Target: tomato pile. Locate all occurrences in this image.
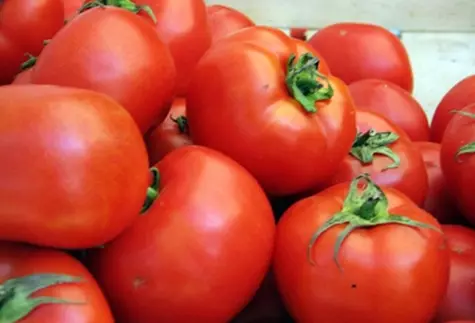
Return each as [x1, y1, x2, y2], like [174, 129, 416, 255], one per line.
[1, 0, 475, 322]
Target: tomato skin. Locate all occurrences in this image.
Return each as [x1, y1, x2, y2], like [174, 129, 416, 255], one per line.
[12, 68, 33, 84]
[415, 142, 463, 224]
[63, 0, 84, 19]
[136, 0, 211, 96]
[440, 103, 475, 225]
[30, 7, 176, 134]
[274, 184, 449, 323]
[145, 97, 192, 165]
[187, 27, 354, 195]
[0, 85, 149, 248]
[324, 110, 428, 205]
[0, 241, 113, 322]
[91, 146, 276, 323]
[433, 225, 475, 323]
[0, 0, 64, 85]
[431, 75, 475, 143]
[349, 79, 430, 141]
[308, 23, 413, 92]
[207, 5, 255, 43]
[289, 28, 308, 41]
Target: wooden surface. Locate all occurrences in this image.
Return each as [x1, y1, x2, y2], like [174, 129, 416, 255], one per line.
[206, 0, 475, 32]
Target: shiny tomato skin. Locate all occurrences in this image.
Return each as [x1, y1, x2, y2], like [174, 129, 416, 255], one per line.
[415, 142, 463, 224]
[289, 28, 308, 41]
[308, 23, 413, 92]
[274, 184, 449, 323]
[0, 85, 149, 249]
[433, 225, 475, 323]
[63, 0, 84, 19]
[187, 27, 355, 195]
[207, 5, 255, 43]
[431, 75, 475, 143]
[324, 110, 428, 205]
[349, 79, 430, 141]
[440, 103, 475, 225]
[30, 7, 176, 134]
[91, 146, 276, 323]
[12, 68, 33, 84]
[0, 0, 64, 85]
[145, 97, 192, 165]
[0, 241, 113, 322]
[136, 0, 211, 96]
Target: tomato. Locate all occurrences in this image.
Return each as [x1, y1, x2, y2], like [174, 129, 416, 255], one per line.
[30, 6, 176, 134]
[323, 110, 428, 205]
[90, 146, 276, 323]
[289, 28, 308, 41]
[440, 103, 475, 225]
[308, 23, 413, 92]
[349, 79, 430, 141]
[0, 85, 149, 248]
[0, 241, 113, 322]
[207, 5, 255, 43]
[12, 68, 33, 84]
[145, 97, 192, 165]
[433, 225, 475, 323]
[0, 0, 64, 85]
[187, 26, 354, 195]
[274, 175, 449, 323]
[431, 75, 475, 143]
[63, 0, 84, 19]
[415, 142, 464, 224]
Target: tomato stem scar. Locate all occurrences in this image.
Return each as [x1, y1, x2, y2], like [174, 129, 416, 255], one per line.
[78, 0, 157, 23]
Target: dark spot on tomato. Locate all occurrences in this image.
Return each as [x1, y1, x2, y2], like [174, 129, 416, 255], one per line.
[263, 84, 269, 90]
[351, 284, 357, 289]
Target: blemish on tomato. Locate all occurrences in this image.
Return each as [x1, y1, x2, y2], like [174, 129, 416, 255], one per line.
[339, 29, 348, 36]
[133, 277, 145, 289]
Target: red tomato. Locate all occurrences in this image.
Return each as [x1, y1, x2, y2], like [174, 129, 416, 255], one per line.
[433, 225, 475, 323]
[63, 0, 84, 19]
[207, 5, 255, 43]
[90, 146, 276, 323]
[440, 103, 475, 225]
[274, 175, 449, 323]
[12, 68, 33, 84]
[289, 28, 308, 41]
[187, 26, 355, 195]
[0, 85, 149, 248]
[0, 241, 113, 322]
[415, 142, 463, 224]
[431, 75, 475, 143]
[135, 0, 211, 96]
[145, 97, 192, 165]
[323, 110, 428, 205]
[0, 0, 64, 85]
[308, 23, 413, 92]
[293, 38, 331, 75]
[349, 79, 430, 141]
[30, 6, 176, 134]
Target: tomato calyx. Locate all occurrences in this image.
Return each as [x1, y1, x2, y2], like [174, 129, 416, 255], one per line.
[141, 167, 160, 214]
[307, 174, 440, 270]
[451, 110, 475, 160]
[170, 115, 189, 134]
[286, 53, 334, 113]
[20, 53, 37, 71]
[350, 129, 401, 170]
[79, 0, 157, 23]
[0, 274, 83, 323]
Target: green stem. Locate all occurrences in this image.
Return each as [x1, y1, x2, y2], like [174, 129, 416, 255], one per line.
[451, 110, 475, 160]
[140, 167, 160, 214]
[0, 274, 83, 323]
[307, 174, 441, 270]
[20, 53, 36, 71]
[170, 115, 189, 134]
[350, 129, 400, 170]
[78, 0, 157, 23]
[285, 52, 333, 113]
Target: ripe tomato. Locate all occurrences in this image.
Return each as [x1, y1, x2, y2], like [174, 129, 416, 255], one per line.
[30, 6, 176, 134]
[187, 26, 354, 195]
[274, 175, 449, 323]
[12, 68, 33, 84]
[63, 0, 84, 19]
[90, 146, 276, 323]
[207, 5, 255, 43]
[349, 79, 430, 141]
[145, 97, 192, 165]
[431, 75, 475, 143]
[0, 0, 64, 85]
[308, 23, 413, 92]
[323, 110, 428, 205]
[0, 85, 149, 248]
[0, 241, 113, 322]
[415, 142, 463, 224]
[440, 103, 475, 225]
[289, 28, 308, 41]
[433, 225, 475, 323]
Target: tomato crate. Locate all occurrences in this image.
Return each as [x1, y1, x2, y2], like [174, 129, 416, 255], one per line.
[207, 0, 475, 120]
